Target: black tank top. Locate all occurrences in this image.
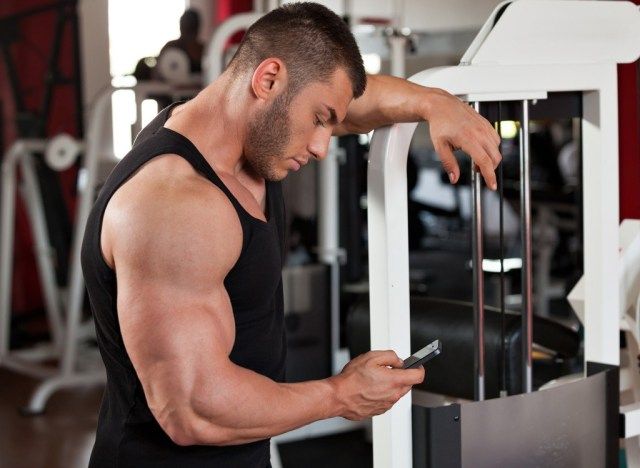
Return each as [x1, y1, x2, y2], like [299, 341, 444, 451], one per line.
[81, 103, 286, 467]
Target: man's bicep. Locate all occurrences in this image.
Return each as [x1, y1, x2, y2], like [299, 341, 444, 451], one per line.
[110, 190, 242, 397]
[118, 273, 235, 374]
[116, 265, 237, 440]
[115, 234, 237, 371]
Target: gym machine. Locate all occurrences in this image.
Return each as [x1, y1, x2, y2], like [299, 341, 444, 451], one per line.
[0, 82, 198, 414]
[1, 100, 107, 414]
[363, 1, 640, 466]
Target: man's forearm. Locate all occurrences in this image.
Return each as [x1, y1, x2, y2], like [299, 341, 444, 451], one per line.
[173, 362, 344, 446]
[336, 73, 445, 135]
[158, 349, 423, 447]
[334, 73, 501, 190]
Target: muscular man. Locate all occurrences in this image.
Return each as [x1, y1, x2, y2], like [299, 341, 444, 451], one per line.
[82, 3, 500, 467]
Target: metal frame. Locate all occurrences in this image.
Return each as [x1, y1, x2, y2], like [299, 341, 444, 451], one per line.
[317, 137, 347, 376]
[471, 101, 486, 401]
[203, 12, 264, 85]
[367, 1, 640, 466]
[0, 90, 113, 413]
[519, 99, 533, 393]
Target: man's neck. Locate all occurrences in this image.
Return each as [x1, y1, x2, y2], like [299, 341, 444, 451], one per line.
[165, 74, 250, 178]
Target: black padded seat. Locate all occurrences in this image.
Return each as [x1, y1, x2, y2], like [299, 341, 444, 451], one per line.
[346, 296, 580, 400]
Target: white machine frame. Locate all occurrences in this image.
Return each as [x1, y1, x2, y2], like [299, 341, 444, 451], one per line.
[367, 1, 640, 466]
[0, 91, 111, 412]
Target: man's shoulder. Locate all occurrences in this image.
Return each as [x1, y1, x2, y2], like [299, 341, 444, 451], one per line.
[115, 154, 236, 222]
[104, 154, 242, 264]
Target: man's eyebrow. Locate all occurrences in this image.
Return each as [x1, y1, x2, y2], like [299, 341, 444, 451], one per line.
[324, 106, 338, 125]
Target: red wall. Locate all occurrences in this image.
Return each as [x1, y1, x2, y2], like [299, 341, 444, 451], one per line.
[618, 0, 640, 221]
[618, 48, 640, 219]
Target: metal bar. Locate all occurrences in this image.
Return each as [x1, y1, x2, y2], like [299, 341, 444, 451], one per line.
[2, 356, 59, 380]
[25, 370, 105, 414]
[60, 91, 109, 375]
[0, 148, 19, 358]
[0, 141, 47, 359]
[318, 137, 342, 375]
[520, 99, 533, 393]
[471, 101, 485, 401]
[388, 35, 407, 79]
[20, 154, 65, 352]
[497, 106, 507, 397]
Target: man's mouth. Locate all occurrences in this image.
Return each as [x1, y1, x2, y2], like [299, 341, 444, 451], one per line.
[291, 157, 308, 171]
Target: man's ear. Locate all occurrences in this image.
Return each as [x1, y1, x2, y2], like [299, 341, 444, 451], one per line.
[251, 58, 288, 101]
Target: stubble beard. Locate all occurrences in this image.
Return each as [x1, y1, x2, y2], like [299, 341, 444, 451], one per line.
[244, 90, 292, 182]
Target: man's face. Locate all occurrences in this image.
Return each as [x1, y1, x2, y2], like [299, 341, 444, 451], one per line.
[244, 67, 353, 181]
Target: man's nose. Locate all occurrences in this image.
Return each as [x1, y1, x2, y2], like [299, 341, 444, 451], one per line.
[309, 134, 331, 161]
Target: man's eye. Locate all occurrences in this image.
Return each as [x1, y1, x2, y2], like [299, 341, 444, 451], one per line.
[315, 116, 326, 127]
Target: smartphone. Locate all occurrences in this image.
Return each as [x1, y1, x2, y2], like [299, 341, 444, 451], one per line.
[403, 339, 442, 369]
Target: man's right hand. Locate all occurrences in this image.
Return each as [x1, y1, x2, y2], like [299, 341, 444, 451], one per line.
[329, 350, 425, 421]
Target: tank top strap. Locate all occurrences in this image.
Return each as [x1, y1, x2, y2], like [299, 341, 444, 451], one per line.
[155, 127, 272, 229]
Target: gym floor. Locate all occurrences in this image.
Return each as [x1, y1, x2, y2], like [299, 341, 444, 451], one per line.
[0, 368, 372, 468]
[0, 369, 99, 468]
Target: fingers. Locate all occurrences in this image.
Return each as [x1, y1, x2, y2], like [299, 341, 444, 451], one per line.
[484, 117, 501, 147]
[467, 115, 501, 189]
[434, 142, 460, 184]
[484, 138, 502, 170]
[471, 103, 501, 148]
[464, 105, 502, 189]
[466, 142, 497, 190]
[492, 124, 502, 146]
[472, 110, 502, 187]
[341, 351, 427, 420]
[370, 350, 404, 368]
[432, 119, 501, 191]
[392, 366, 425, 386]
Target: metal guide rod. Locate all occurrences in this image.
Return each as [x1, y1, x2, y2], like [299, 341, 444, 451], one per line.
[497, 107, 507, 398]
[471, 101, 485, 401]
[520, 100, 533, 393]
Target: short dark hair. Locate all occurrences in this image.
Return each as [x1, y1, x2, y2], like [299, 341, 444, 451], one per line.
[180, 8, 200, 37]
[228, 2, 366, 99]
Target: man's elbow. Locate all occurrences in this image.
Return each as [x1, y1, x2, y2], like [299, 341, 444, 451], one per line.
[158, 408, 234, 447]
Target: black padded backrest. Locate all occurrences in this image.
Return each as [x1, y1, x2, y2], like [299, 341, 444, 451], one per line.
[346, 296, 580, 400]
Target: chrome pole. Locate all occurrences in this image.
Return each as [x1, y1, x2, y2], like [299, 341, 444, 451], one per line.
[520, 100, 533, 393]
[471, 101, 485, 401]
